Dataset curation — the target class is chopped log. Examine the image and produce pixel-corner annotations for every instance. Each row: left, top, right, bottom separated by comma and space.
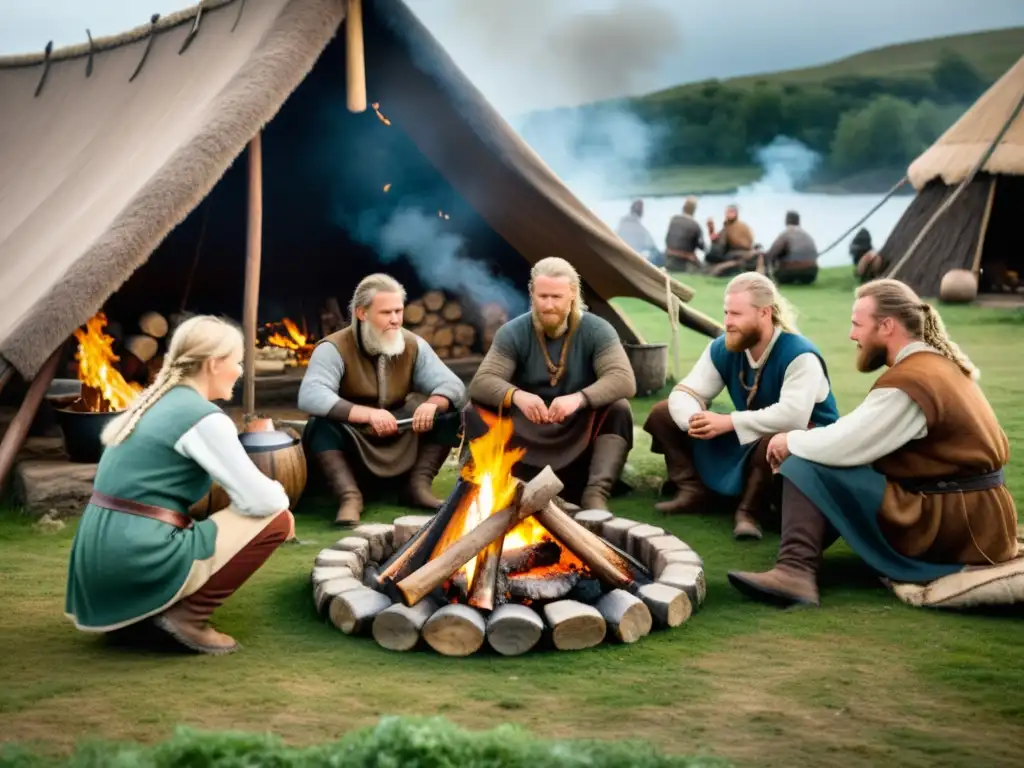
328, 588, 392, 635
422, 604, 486, 656
315, 548, 362, 573
422, 290, 446, 312
404, 300, 426, 325
642, 535, 695, 571
124, 335, 158, 363
432, 326, 454, 348
350, 523, 394, 563
332, 536, 370, 569
658, 564, 706, 610
625, 524, 665, 560
500, 541, 561, 573
601, 517, 642, 549
396, 467, 564, 606
411, 327, 435, 345
596, 589, 652, 643
637, 583, 692, 628
314, 575, 365, 614
311, 565, 358, 586
450, 345, 471, 359
422, 312, 442, 327
653, 548, 704, 579
441, 300, 462, 321
433, 346, 452, 359
543, 600, 606, 651
392, 515, 434, 548
573, 509, 613, 533
486, 604, 544, 656
377, 478, 472, 589
372, 598, 438, 651
453, 323, 476, 346
138, 311, 169, 338
509, 570, 580, 602
467, 536, 504, 610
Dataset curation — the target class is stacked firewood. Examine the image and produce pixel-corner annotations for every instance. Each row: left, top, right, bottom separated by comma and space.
118, 311, 172, 385
403, 290, 508, 360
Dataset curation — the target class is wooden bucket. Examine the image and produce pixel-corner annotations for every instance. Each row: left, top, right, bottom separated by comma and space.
189, 418, 307, 518
624, 343, 668, 396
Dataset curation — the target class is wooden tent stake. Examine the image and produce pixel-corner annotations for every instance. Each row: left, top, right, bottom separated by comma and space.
970, 176, 998, 276
0, 347, 62, 491
346, 0, 367, 113
242, 132, 263, 420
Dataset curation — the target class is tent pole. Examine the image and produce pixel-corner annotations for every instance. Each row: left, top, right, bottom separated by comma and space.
0, 346, 62, 492
242, 132, 263, 421
347, 0, 366, 113
970, 176, 997, 277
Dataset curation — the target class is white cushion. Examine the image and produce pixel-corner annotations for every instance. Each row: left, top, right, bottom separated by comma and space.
887, 548, 1024, 609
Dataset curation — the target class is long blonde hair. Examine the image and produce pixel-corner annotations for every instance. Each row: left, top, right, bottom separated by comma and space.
725, 271, 799, 333
856, 279, 978, 380
101, 315, 244, 446
529, 256, 588, 326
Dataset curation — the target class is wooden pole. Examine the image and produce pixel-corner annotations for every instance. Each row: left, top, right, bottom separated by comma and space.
969, 176, 997, 277
346, 0, 367, 113
0, 347, 62, 491
242, 132, 263, 420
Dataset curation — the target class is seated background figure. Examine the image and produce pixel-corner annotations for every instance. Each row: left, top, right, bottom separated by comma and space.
730, 279, 1019, 607
644, 272, 838, 540
766, 210, 819, 285
664, 197, 706, 273
298, 274, 467, 525
464, 257, 636, 510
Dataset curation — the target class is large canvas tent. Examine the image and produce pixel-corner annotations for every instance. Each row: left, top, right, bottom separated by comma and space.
0, 0, 721, 394
879, 54, 1024, 297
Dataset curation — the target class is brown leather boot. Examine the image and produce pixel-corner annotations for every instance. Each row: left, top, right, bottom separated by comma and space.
644, 402, 709, 514
152, 599, 240, 655
403, 442, 451, 510
732, 437, 772, 540
728, 479, 835, 607
316, 450, 363, 526
579, 435, 630, 511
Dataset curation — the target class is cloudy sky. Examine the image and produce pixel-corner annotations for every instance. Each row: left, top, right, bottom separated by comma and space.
1, 0, 1021, 115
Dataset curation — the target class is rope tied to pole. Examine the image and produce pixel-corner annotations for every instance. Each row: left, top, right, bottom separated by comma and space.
662, 269, 681, 380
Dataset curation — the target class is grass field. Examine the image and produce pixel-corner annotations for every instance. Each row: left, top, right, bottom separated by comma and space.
1, 268, 1023, 766
646, 26, 1024, 100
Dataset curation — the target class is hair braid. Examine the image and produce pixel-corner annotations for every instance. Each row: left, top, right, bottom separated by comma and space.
100, 365, 186, 446
920, 303, 979, 381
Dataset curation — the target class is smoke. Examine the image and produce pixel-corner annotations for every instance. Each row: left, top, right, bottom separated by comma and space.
348, 206, 528, 315
738, 136, 823, 195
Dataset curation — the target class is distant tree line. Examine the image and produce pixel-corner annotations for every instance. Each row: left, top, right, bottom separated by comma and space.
517, 50, 990, 179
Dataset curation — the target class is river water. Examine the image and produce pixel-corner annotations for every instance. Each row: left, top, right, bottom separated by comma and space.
589, 191, 914, 269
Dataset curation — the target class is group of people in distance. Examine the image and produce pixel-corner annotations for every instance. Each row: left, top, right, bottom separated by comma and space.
63, 256, 1018, 655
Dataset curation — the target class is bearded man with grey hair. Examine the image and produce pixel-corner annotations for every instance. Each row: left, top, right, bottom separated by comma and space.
464, 257, 636, 511
298, 274, 466, 525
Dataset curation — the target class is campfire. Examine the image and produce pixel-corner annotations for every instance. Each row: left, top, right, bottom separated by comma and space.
257, 317, 315, 368
310, 413, 708, 656
68, 312, 143, 413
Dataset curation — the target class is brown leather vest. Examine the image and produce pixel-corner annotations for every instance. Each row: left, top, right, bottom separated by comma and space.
318, 323, 419, 410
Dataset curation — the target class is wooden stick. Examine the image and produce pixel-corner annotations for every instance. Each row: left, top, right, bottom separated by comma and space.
242, 132, 263, 419
396, 466, 564, 606
970, 175, 997, 277
0, 346, 62, 491
467, 535, 504, 610
346, 0, 366, 113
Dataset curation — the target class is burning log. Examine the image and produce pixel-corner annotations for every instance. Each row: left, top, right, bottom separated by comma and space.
422, 604, 486, 657
486, 604, 544, 656
542, 599, 607, 651
466, 536, 504, 610
395, 466, 564, 607
314, 575, 364, 615
138, 311, 168, 339
372, 599, 439, 652
637, 583, 692, 628
595, 589, 652, 644
508, 570, 580, 602
328, 587, 392, 635
500, 541, 561, 573
422, 290, 445, 313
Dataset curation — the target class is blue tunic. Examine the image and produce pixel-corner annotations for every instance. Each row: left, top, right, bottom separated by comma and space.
692, 332, 840, 497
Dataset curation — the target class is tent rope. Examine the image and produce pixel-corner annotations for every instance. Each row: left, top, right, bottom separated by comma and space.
33, 42, 53, 98
179, 1, 207, 55
232, 0, 249, 33
662, 269, 681, 380
128, 14, 161, 83
85, 30, 95, 77
816, 175, 908, 257
887, 85, 1024, 281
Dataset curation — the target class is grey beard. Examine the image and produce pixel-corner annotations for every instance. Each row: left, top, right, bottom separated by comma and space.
360, 321, 405, 358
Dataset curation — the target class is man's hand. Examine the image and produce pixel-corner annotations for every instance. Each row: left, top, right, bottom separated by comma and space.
688, 411, 733, 440
548, 393, 584, 424
513, 390, 549, 424
766, 433, 791, 472
411, 402, 438, 433
368, 409, 399, 437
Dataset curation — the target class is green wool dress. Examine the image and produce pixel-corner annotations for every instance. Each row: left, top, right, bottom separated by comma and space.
64, 385, 224, 632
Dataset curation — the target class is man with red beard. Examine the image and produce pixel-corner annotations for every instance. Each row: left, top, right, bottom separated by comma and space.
298, 274, 466, 525
729, 279, 1018, 607
465, 257, 636, 511
643, 272, 839, 540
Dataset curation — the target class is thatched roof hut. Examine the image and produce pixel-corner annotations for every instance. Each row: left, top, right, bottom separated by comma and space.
879, 54, 1024, 297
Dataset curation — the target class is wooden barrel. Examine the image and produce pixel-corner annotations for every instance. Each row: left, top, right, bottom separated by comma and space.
188, 419, 307, 518
624, 343, 668, 396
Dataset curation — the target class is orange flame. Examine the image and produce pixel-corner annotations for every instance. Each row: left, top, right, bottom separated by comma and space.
72, 313, 143, 412
263, 317, 314, 364
371, 102, 391, 126
383, 183, 392, 193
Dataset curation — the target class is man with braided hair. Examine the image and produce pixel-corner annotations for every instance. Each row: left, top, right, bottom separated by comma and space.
644, 272, 839, 540
730, 279, 1019, 608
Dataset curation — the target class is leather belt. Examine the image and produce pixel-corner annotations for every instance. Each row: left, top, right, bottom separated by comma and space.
90, 490, 194, 530
896, 469, 1005, 495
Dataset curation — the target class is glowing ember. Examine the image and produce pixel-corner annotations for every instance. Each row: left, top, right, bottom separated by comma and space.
371, 102, 391, 126
437, 209, 450, 220
383, 182, 392, 193
262, 317, 315, 365
72, 312, 143, 412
